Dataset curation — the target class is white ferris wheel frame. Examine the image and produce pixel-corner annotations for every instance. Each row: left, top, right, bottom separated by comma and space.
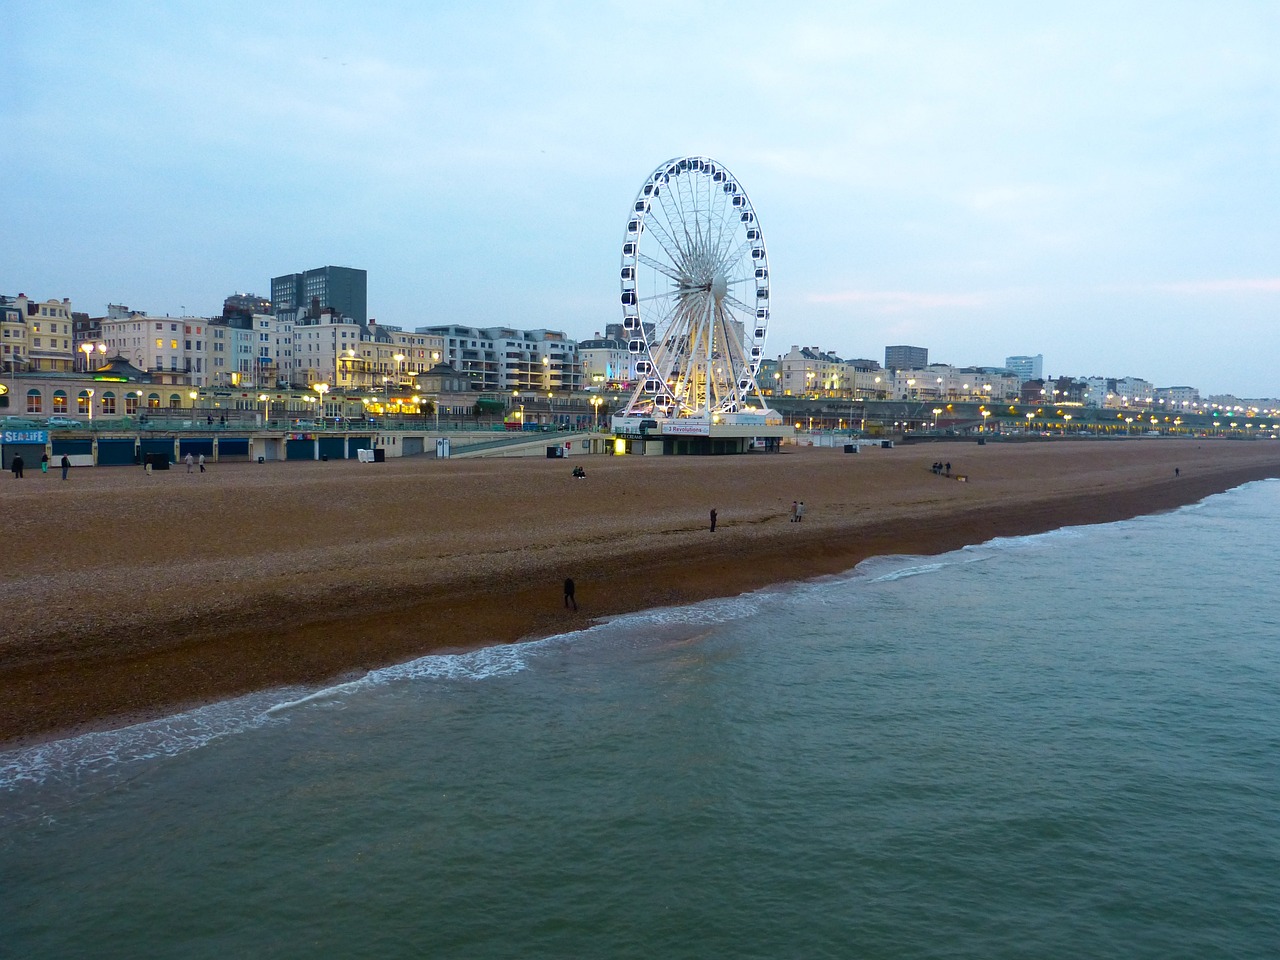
619, 155, 770, 419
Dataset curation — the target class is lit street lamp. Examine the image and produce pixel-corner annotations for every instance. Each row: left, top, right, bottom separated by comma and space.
259, 393, 270, 427
314, 382, 330, 425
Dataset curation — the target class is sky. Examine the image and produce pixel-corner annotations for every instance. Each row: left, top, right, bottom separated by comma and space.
4, 1, 1277, 396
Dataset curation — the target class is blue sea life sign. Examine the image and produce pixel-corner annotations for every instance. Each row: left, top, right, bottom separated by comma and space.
2, 429, 49, 444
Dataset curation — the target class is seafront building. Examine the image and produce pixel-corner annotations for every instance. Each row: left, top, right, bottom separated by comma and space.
1004, 354, 1044, 382
885, 344, 928, 371
420, 324, 581, 394
1, 294, 76, 374
271, 266, 368, 325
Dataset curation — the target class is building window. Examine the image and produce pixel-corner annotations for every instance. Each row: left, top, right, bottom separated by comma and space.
26, 389, 42, 413
101, 392, 116, 415
52, 391, 68, 414
125, 394, 139, 415
148, 393, 161, 408
77, 391, 91, 414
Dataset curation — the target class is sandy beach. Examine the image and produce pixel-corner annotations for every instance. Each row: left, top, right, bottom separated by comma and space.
3, 438, 1278, 746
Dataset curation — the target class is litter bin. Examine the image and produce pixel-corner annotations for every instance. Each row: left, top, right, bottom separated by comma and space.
977, 437, 986, 445
546, 446, 565, 458
372, 448, 386, 463
145, 452, 170, 471
321, 454, 329, 461
843, 443, 857, 454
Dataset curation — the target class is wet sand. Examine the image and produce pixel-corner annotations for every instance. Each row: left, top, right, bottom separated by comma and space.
3, 438, 1278, 747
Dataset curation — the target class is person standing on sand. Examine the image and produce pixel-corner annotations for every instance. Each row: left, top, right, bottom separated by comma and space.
797, 501, 805, 522
564, 577, 577, 611
198, 453, 206, 473
710, 508, 717, 532
790, 500, 798, 522
61, 454, 70, 480
185, 452, 194, 473
41, 452, 49, 474
11, 455, 23, 479
1175, 467, 1180, 477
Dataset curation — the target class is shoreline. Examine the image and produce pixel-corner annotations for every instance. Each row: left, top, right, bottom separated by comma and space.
3, 440, 1278, 749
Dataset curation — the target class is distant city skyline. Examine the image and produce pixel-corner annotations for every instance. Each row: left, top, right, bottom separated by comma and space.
4, 3, 1277, 395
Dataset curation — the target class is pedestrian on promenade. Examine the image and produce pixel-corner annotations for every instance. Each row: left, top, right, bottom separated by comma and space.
41, 453, 49, 474
185, 452, 194, 473
564, 577, 577, 611
710, 508, 717, 532
61, 454, 70, 480
11, 455, 24, 479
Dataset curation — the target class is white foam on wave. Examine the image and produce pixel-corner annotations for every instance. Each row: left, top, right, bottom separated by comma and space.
0, 686, 308, 797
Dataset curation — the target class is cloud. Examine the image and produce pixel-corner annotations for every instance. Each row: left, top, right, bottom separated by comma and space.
1147, 279, 1280, 295
804, 290, 998, 311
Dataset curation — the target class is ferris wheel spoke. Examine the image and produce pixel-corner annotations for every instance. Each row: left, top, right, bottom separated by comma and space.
636, 253, 683, 283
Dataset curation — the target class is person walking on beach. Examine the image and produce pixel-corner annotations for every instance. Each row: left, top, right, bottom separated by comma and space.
61, 454, 70, 480
796, 501, 805, 522
790, 500, 798, 522
41, 452, 49, 474
198, 453, 206, 473
1175, 467, 1180, 477
710, 508, 717, 533
185, 452, 194, 473
11, 455, 23, 479
564, 577, 577, 611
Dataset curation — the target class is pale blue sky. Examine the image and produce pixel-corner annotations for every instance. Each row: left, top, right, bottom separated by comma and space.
5, 1, 1277, 395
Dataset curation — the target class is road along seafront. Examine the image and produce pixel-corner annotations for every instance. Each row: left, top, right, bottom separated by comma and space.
3, 438, 1278, 746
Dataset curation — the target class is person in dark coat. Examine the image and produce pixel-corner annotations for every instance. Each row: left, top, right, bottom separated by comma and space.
11, 455, 23, 479
61, 454, 71, 479
564, 577, 577, 611
710, 508, 717, 532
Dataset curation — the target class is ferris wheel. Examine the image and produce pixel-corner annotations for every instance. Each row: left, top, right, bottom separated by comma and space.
619, 156, 771, 419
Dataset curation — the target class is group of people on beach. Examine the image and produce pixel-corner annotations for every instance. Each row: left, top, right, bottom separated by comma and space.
789, 500, 806, 522
10, 454, 72, 479
931, 461, 952, 476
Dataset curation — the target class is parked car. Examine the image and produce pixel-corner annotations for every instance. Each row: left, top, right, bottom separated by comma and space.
46, 416, 81, 428
2, 416, 43, 429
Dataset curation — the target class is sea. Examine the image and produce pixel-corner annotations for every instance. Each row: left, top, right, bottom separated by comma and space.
3, 480, 1279, 959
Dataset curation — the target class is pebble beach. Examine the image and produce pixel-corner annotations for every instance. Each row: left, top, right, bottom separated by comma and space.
3, 438, 1278, 746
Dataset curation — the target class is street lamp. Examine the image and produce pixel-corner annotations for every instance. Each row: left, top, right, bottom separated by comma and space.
189, 389, 199, 423
315, 382, 330, 424
590, 395, 602, 429
259, 393, 270, 426
981, 409, 991, 432
932, 407, 942, 430
81, 342, 95, 372
393, 353, 405, 387
86, 388, 95, 423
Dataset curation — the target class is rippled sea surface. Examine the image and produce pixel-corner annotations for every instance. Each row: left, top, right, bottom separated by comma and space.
3, 481, 1279, 959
